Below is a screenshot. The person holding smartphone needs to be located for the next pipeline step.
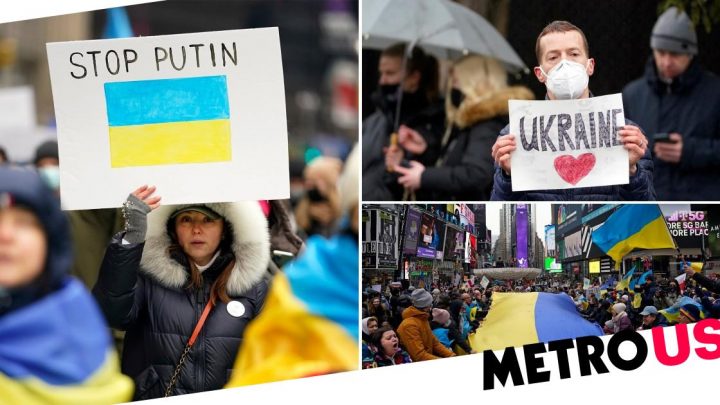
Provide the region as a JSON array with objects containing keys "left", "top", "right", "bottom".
[{"left": 623, "top": 7, "right": 720, "bottom": 200}]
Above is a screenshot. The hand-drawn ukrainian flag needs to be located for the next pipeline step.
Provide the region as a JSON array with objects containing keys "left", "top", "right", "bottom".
[
  {"left": 0, "top": 277, "right": 133, "bottom": 404},
  {"left": 591, "top": 205, "right": 676, "bottom": 269},
  {"left": 659, "top": 296, "right": 706, "bottom": 324},
  {"left": 470, "top": 292, "right": 603, "bottom": 352},
  {"left": 227, "top": 234, "right": 358, "bottom": 387},
  {"left": 104, "top": 75, "right": 231, "bottom": 167}
]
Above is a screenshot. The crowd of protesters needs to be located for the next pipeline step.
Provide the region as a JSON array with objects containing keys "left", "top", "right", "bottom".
[{"left": 362, "top": 258, "right": 720, "bottom": 368}]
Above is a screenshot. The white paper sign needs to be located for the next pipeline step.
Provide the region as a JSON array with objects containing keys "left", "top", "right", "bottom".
[
  {"left": 0, "top": 86, "right": 36, "bottom": 128},
  {"left": 509, "top": 94, "right": 628, "bottom": 192},
  {"left": 47, "top": 28, "right": 289, "bottom": 210},
  {"left": 480, "top": 275, "right": 490, "bottom": 289}
]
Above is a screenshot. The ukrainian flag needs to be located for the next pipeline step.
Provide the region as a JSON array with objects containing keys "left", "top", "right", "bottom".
[
  {"left": 592, "top": 205, "right": 676, "bottom": 269},
  {"left": 104, "top": 75, "right": 232, "bottom": 167},
  {"left": 638, "top": 270, "right": 653, "bottom": 285},
  {"left": 227, "top": 234, "right": 358, "bottom": 386},
  {"left": 615, "top": 265, "right": 636, "bottom": 292},
  {"left": 0, "top": 278, "right": 133, "bottom": 404},
  {"left": 470, "top": 293, "right": 603, "bottom": 352},
  {"left": 659, "top": 296, "right": 706, "bottom": 324}
]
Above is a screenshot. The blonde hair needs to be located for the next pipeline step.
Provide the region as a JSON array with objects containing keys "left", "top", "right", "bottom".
[{"left": 443, "top": 55, "right": 508, "bottom": 143}]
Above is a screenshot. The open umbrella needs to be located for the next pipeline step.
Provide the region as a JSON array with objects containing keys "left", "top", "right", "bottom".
[{"left": 362, "top": 0, "right": 528, "bottom": 73}]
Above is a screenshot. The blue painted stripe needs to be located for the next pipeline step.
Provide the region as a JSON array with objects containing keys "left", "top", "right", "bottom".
[
  {"left": 104, "top": 75, "right": 229, "bottom": 126},
  {"left": 592, "top": 205, "right": 663, "bottom": 253},
  {"left": 535, "top": 293, "right": 603, "bottom": 343},
  {"left": 0, "top": 277, "right": 110, "bottom": 385}
]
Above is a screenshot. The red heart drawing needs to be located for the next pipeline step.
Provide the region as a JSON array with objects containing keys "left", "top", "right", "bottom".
[{"left": 553, "top": 153, "right": 596, "bottom": 185}]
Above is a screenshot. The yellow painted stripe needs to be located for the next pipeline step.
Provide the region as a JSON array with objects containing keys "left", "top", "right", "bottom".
[
  {"left": 470, "top": 292, "right": 539, "bottom": 352},
  {"left": 607, "top": 217, "right": 675, "bottom": 266},
  {"left": 0, "top": 350, "right": 133, "bottom": 405},
  {"left": 109, "top": 119, "right": 231, "bottom": 167}
]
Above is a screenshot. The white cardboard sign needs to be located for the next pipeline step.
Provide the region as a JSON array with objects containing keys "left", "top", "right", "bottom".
[
  {"left": 47, "top": 27, "right": 289, "bottom": 210},
  {"left": 480, "top": 275, "right": 490, "bottom": 289},
  {"left": 509, "top": 94, "right": 628, "bottom": 192}
]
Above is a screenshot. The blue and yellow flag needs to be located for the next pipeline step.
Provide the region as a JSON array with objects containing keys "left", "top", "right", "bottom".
[
  {"left": 592, "top": 205, "right": 675, "bottom": 269},
  {"left": 105, "top": 75, "right": 232, "bottom": 167},
  {"left": 615, "top": 265, "right": 636, "bottom": 292},
  {"left": 470, "top": 293, "right": 603, "bottom": 352},
  {"left": 659, "top": 296, "right": 706, "bottom": 324},
  {"left": 638, "top": 270, "right": 654, "bottom": 285},
  {"left": 0, "top": 278, "right": 133, "bottom": 404},
  {"left": 227, "top": 234, "right": 358, "bottom": 387}
]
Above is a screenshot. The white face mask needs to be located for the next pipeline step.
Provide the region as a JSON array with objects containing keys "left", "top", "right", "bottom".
[{"left": 539, "top": 59, "right": 590, "bottom": 100}]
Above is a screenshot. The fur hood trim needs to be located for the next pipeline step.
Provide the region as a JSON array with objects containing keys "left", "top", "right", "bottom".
[
  {"left": 140, "top": 202, "right": 270, "bottom": 295},
  {"left": 454, "top": 86, "right": 534, "bottom": 129}
]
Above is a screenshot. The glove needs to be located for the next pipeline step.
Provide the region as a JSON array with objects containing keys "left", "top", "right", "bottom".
[{"left": 121, "top": 193, "right": 152, "bottom": 244}]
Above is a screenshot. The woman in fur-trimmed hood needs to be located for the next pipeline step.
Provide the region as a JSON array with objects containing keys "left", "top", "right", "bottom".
[
  {"left": 394, "top": 54, "right": 533, "bottom": 200},
  {"left": 93, "top": 186, "right": 270, "bottom": 400}
]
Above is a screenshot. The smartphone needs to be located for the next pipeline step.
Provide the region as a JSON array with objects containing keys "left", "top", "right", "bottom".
[{"left": 653, "top": 132, "right": 677, "bottom": 144}]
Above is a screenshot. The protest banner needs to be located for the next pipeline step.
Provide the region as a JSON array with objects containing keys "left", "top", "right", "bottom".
[
  {"left": 47, "top": 27, "right": 288, "bottom": 209},
  {"left": 508, "top": 94, "right": 628, "bottom": 191}
]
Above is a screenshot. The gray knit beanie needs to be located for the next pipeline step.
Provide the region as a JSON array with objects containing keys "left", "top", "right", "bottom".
[
  {"left": 651, "top": 7, "right": 697, "bottom": 55},
  {"left": 411, "top": 288, "right": 433, "bottom": 309}
]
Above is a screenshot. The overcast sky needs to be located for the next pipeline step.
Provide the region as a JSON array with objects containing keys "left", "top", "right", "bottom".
[{"left": 485, "top": 203, "right": 552, "bottom": 245}]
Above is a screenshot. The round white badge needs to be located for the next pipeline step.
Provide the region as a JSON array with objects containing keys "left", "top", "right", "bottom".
[{"left": 226, "top": 301, "right": 246, "bottom": 318}]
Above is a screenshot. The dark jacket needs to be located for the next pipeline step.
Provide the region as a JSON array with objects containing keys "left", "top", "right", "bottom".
[
  {"left": 362, "top": 348, "right": 412, "bottom": 368},
  {"left": 93, "top": 202, "right": 271, "bottom": 400},
  {"left": 421, "top": 86, "right": 533, "bottom": 200},
  {"left": 362, "top": 91, "right": 445, "bottom": 200},
  {"left": 623, "top": 58, "right": 720, "bottom": 200},
  {"left": 490, "top": 118, "right": 655, "bottom": 201},
  {"left": 639, "top": 312, "right": 669, "bottom": 330},
  {"left": 690, "top": 272, "right": 720, "bottom": 294}
]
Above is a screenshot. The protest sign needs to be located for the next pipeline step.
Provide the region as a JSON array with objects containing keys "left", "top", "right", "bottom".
[
  {"left": 480, "top": 275, "right": 490, "bottom": 289},
  {"left": 508, "top": 94, "right": 628, "bottom": 191},
  {"left": 47, "top": 28, "right": 288, "bottom": 209}
]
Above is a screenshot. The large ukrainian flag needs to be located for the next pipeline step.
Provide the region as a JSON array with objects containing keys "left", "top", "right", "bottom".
[
  {"left": 0, "top": 278, "right": 133, "bottom": 404},
  {"left": 591, "top": 205, "right": 676, "bottom": 269},
  {"left": 105, "top": 75, "right": 232, "bottom": 167},
  {"left": 470, "top": 293, "right": 603, "bottom": 352},
  {"left": 227, "top": 234, "right": 358, "bottom": 386}
]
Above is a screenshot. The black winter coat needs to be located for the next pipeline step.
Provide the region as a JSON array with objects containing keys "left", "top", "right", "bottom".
[
  {"left": 362, "top": 90, "right": 445, "bottom": 201},
  {"left": 623, "top": 58, "right": 720, "bottom": 200},
  {"left": 93, "top": 202, "right": 270, "bottom": 400},
  {"left": 420, "top": 86, "right": 533, "bottom": 201},
  {"left": 420, "top": 117, "right": 502, "bottom": 201}
]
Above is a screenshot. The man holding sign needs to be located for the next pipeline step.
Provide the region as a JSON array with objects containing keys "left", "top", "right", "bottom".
[{"left": 491, "top": 21, "right": 655, "bottom": 201}]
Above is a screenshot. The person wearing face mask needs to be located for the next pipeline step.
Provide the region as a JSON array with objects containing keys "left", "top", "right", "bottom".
[
  {"left": 294, "top": 156, "right": 343, "bottom": 238},
  {"left": 33, "top": 140, "right": 60, "bottom": 194},
  {"left": 491, "top": 20, "right": 655, "bottom": 201},
  {"left": 623, "top": 7, "right": 720, "bottom": 201},
  {"left": 362, "top": 43, "right": 445, "bottom": 200},
  {"left": 390, "top": 54, "right": 533, "bottom": 200}
]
